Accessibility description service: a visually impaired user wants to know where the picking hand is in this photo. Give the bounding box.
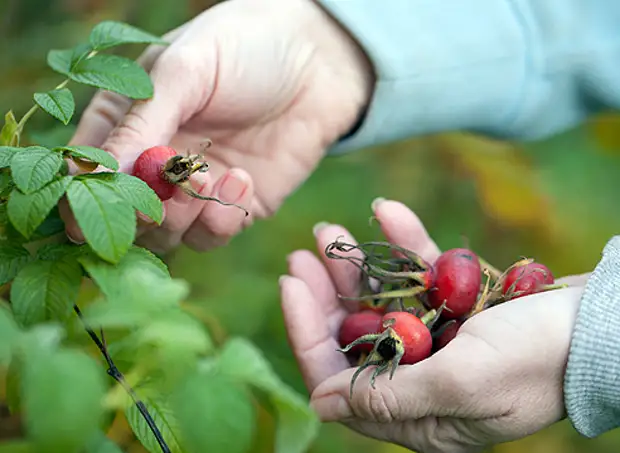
[61,0,374,254]
[280,199,586,453]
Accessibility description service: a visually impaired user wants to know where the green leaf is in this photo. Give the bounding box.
[10,257,83,328]
[0,304,20,366]
[89,21,167,51]
[66,177,136,263]
[93,172,163,223]
[79,246,169,300]
[0,243,31,286]
[1,111,18,146]
[84,431,124,453]
[29,206,66,240]
[0,170,13,197]
[0,146,20,168]
[55,146,119,171]
[139,310,212,355]
[216,338,320,453]
[171,372,256,453]
[125,394,185,453]
[5,357,22,414]
[36,243,84,261]
[7,177,73,239]
[46,44,92,75]
[82,268,188,329]
[22,349,106,453]
[66,54,153,100]
[33,89,75,125]
[10,146,63,194]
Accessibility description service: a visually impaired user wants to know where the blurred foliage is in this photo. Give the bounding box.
[2,0,620,452]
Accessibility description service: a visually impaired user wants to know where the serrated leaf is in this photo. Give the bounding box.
[0,171,13,197]
[94,172,163,223]
[84,431,124,453]
[139,310,212,355]
[46,44,92,75]
[125,394,184,453]
[10,146,63,194]
[66,54,153,100]
[22,349,106,453]
[216,338,320,453]
[1,111,18,146]
[55,146,119,171]
[81,268,188,329]
[170,372,256,453]
[7,177,73,238]
[66,177,136,263]
[10,257,83,328]
[29,206,66,240]
[0,146,20,168]
[89,21,167,51]
[36,243,83,261]
[33,89,75,125]
[78,246,169,300]
[0,243,31,286]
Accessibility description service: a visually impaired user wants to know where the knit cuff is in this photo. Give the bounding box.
[564,236,620,437]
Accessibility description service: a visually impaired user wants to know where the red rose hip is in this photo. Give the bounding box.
[131,146,178,201]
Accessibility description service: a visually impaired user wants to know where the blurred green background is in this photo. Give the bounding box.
[3,0,620,452]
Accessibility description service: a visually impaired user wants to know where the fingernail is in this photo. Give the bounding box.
[371,197,386,212]
[218,169,248,203]
[310,395,352,421]
[137,211,155,225]
[278,275,290,287]
[312,221,329,237]
[66,229,85,245]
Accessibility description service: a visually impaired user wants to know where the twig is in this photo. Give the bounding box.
[73,305,171,453]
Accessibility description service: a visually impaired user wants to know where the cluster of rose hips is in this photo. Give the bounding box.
[326,239,564,397]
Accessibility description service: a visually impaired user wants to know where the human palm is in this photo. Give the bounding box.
[280,199,587,453]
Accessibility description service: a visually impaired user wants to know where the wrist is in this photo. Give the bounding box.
[307,0,376,140]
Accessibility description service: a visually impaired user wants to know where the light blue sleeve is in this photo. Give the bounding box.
[317,0,620,154]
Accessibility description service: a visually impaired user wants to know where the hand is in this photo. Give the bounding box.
[61,0,374,254]
[279,198,586,453]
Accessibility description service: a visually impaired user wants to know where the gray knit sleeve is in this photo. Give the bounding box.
[564,235,620,437]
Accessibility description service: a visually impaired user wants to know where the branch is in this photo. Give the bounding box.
[73,305,171,453]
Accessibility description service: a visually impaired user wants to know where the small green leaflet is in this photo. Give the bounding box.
[0,242,31,286]
[93,172,163,224]
[171,372,256,453]
[22,349,105,453]
[89,21,168,51]
[66,177,136,263]
[125,394,185,453]
[58,53,153,100]
[55,145,119,171]
[0,146,20,168]
[33,89,75,125]
[46,43,93,75]
[10,257,83,328]
[7,176,73,239]
[216,338,321,453]
[10,146,63,194]
[79,246,170,300]
[1,111,19,146]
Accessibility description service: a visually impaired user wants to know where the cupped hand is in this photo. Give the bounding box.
[280,198,586,453]
[61,0,374,254]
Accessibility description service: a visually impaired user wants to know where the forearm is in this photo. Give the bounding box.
[318,0,620,154]
[564,236,620,437]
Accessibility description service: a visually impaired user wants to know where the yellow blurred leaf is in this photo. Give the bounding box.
[436,134,552,229]
[588,113,620,153]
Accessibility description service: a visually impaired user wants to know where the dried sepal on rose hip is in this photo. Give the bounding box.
[131,142,249,216]
[501,261,565,299]
[338,308,443,398]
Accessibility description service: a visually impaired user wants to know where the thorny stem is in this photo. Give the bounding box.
[73,305,171,453]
